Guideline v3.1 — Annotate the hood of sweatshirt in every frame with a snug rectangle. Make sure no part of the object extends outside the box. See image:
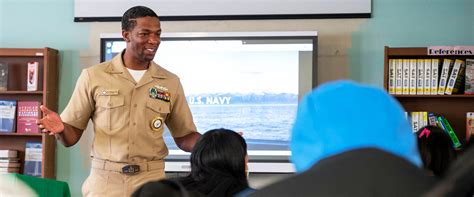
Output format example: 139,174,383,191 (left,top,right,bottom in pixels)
290,80,422,172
